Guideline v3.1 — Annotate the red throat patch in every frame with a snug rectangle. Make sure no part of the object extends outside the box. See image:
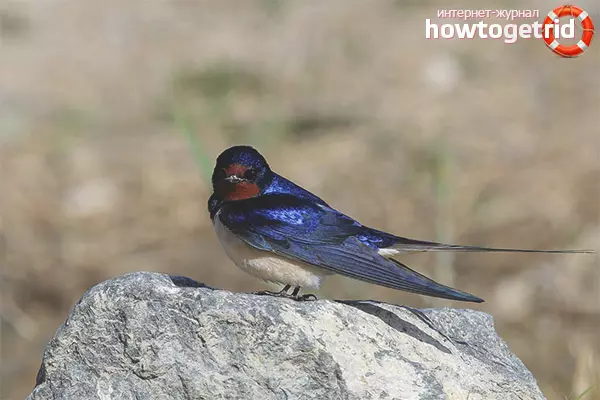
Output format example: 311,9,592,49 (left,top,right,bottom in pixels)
224,182,260,201
220,163,259,200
